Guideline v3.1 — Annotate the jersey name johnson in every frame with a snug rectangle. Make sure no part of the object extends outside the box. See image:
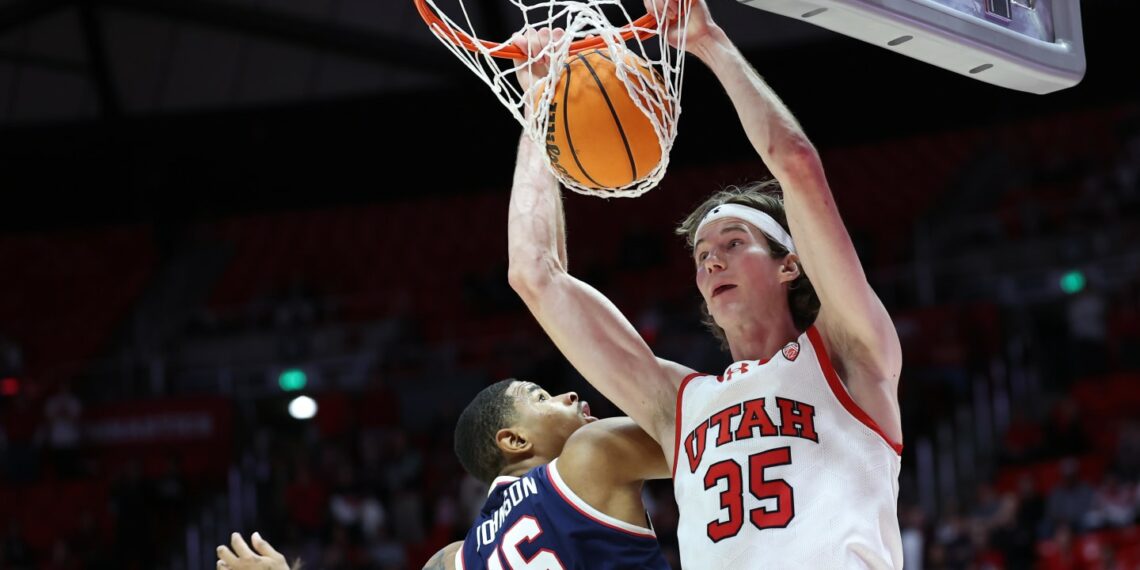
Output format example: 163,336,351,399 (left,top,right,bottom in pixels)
457,460,669,570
